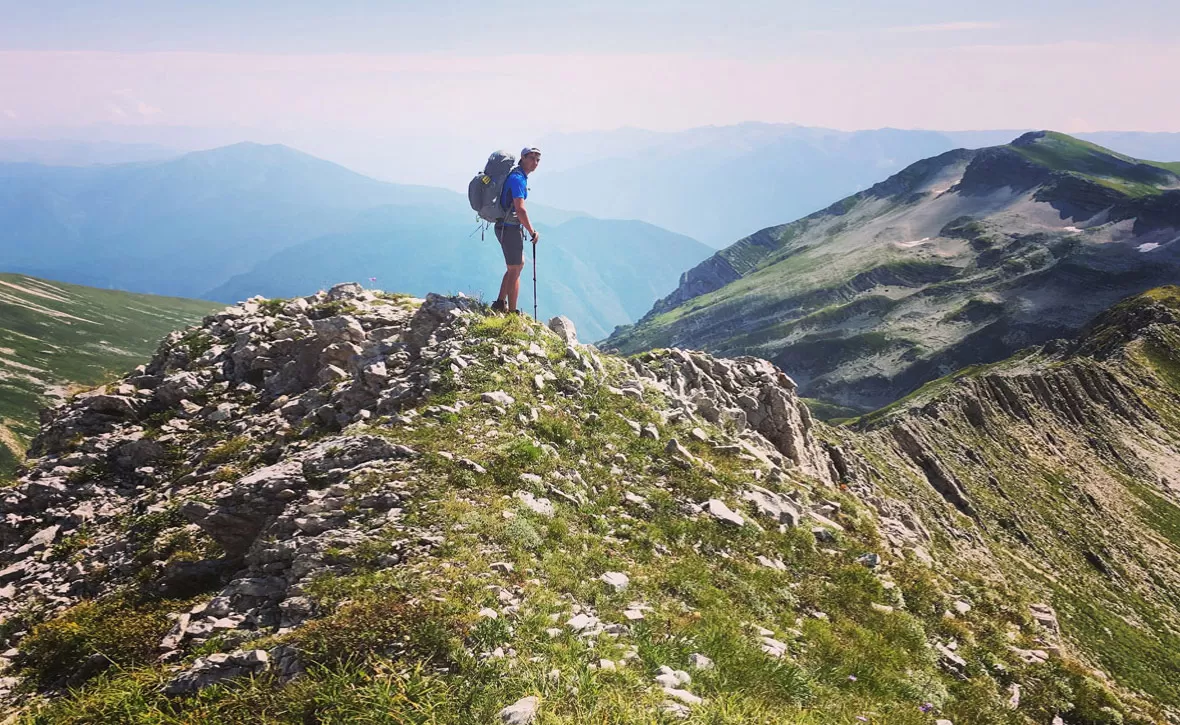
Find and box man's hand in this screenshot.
[529,229,540,244]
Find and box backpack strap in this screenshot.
[499,167,524,222]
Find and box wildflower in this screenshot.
[848,674,858,681]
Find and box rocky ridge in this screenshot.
[0,284,1176,722]
[607,131,1180,414]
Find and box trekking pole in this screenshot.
[531,233,538,321]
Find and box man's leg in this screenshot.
[497,268,513,305]
[505,264,524,310]
[497,225,525,311]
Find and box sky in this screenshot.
[0,0,1177,186]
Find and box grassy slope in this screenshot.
[1010,132,1180,198]
[15,305,1172,724]
[0,273,219,479]
[840,289,1180,717]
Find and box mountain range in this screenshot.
[607,131,1180,413]
[0,143,711,340]
[538,124,1180,246]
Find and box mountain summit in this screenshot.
[2,284,1179,721]
[606,132,1180,412]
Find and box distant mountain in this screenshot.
[0,273,218,479]
[0,142,460,298]
[606,131,1180,412]
[208,206,712,341]
[0,143,709,341]
[0,139,182,166]
[538,124,1180,247]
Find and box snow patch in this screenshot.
[1138,243,1160,253]
[895,237,931,248]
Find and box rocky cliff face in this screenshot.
[0,284,1176,723]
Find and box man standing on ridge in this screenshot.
[491,147,541,315]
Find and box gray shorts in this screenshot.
[495,222,524,266]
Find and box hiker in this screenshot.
[490,147,541,314]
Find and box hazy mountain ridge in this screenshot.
[538,124,1180,247]
[1,285,1178,721]
[0,139,182,166]
[607,132,1180,412]
[0,143,710,340]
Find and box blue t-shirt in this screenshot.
[499,168,528,225]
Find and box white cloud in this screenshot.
[104,102,128,119]
[879,21,1003,34]
[2,109,15,119]
[136,101,162,116]
[807,21,1002,38]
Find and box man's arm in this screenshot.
[513,198,537,240]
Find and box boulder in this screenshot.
[498,695,539,724]
[706,499,745,527]
[155,372,204,406]
[741,486,801,527]
[547,316,578,345]
[326,282,364,301]
[313,316,366,345]
[164,649,270,695]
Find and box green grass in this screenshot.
[801,398,864,423]
[1011,131,1178,197]
[0,273,218,480]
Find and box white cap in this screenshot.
[521,146,541,158]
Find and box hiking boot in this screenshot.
[490,299,508,314]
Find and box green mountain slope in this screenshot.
[835,287,1180,716]
[0,273,218,479]
[3,286,1180,722]
[607,131,1180,413]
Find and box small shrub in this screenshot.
[293,596,459,668]
[210,464,240,482]
[49,527,94,561]
[533,414,575,445]
[19,596,181,687]
[502,516,543,552]
[178,330,215,359]
[258,298,288,316]
[202,436,250,466]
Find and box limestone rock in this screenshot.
[600,571,629,591]
[706,499,745,527]
[547,316,578,345]
[482,391,516,407]
[164,649,269,695]
[741,486,800,527]
[499,695,539,724]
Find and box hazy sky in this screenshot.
[1,1,1177,185]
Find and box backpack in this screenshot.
[468,150,517,223]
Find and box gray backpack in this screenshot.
[468,150,517,223]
